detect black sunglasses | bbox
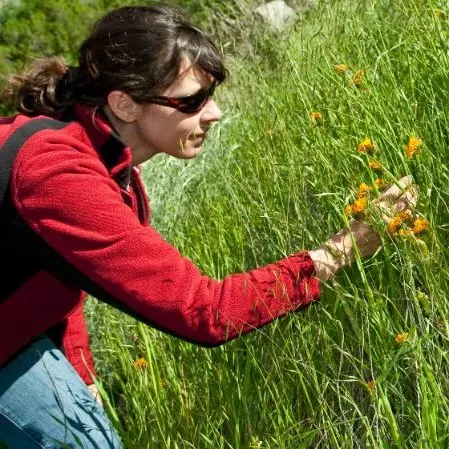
[146,83,216,114]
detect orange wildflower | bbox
[368,160,383,173]
[351,69,365,87]
[387,210,412,233]
[358,138,375,154]
[398,210,412,222]
[366,379,377,395]
[311,112,323,124]
[412,218,429,234]
[387,216,402,233]
[335,64,349,75]
[134,357,148,369]
[357,182,371,198]
[398,228,413,238]
[405,136,423,159]
[352,197,367,216]
[395,333,409,344]
[374,178,385,190]
[344,204,353,217]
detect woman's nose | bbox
[200,98,222,123]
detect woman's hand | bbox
[310,176,417,281]
[87,383,103,406]
[309,221,380,281]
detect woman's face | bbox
[128,62,222,164]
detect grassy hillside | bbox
[86,0,449,447]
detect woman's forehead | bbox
[164,61,214,95]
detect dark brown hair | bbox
[3,4,228,116]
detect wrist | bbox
[310,230,355,281]
[309,245,342,281]
[325,234,354,268]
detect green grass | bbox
[82,0,449,447]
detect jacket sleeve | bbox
[11,136,320,346]
[62,298,97,385]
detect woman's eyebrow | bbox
[176,86,207,98]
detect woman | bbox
[0,4,415,448]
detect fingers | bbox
[358,233,382,258]
[380,175,414,201]
[395,186,418,211]
[349,220,382,258]
[374,176,418,222]
[87,384,103,406]
[397,175,414,189]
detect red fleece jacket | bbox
[0,104,320,384]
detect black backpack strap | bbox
[0,118,70,302]
[0,118,68,205]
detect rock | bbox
[254,1,296,31]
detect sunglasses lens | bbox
[178,91,209,113]
[148,84,216,113]
[179,84,216,113]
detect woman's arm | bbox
[11,135,320,346]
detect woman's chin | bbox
[174,144,202,159]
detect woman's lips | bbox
[189,133,205,143]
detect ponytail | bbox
[2,57,76,117]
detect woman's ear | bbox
[106,90,140,123]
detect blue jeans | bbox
[0,336,122,449]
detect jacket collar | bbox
[72,103,133,190]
